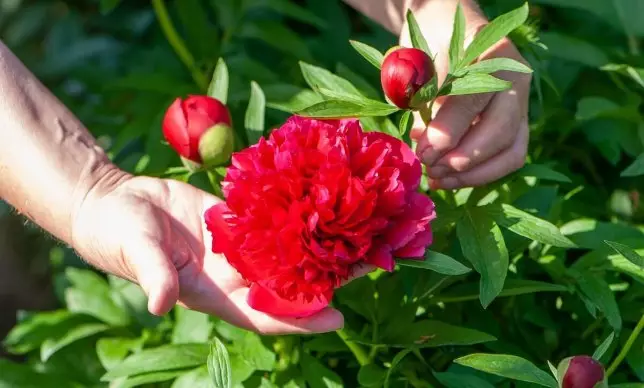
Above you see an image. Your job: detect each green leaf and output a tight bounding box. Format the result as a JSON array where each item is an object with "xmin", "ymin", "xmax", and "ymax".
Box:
[
  {"xmin": 357, "ymin": 364, "xmax": 387, "ymax": 387},
  {"xmin": 621, "ymin": 153, "xmax": 644, "ymax": 177},
  {"xmin": 574, "ymin": 271, "xmax": 622, "ymax": 331},
  {"xmin": 65, "ymin": 288, "xmax": 130, "ymax": 327},
  {"xmin": 41, "ymin": 323, "xmax": 109, "ymax": 362},
  {"xmin": 455, "ymin": 58, "xmax": 533, "ymax": 76},
  {"xmin": 241, "ymin": 21, "xmax": 312, "ymax": 61},
  {"xmin": 100, "ymin": 0, "xmax": 122, "ymax": 14},
  {"xmin": 593, "ymin": 332, "xmax": 615, "ymax": 360},
  {"xmin": 459, "ymin": 3, "xmax": 529, "ymax": 67},
  {"xmin": 0, "ymin": 359, "xmax": 77, "ymax": 388},
  {"xmin": 398, "ymin": 110, "xmax": 413, "ymax": 137},
  {"xmin": 349, "ymin": 40, "xmax": 384, "ymax": 69},
  {"xmin": 384, "ymin": 348, "xmax": 413, "ymax": 388},
  {"xmin": 406, "ymin": 10, "xmax": 432, "ymax": 56},
  {"xmin": 300, "ymin": 353, "xmax": 343, "ymax": 388},
  {"xmin": 384, "ymin": 320, "xmax": 496, "ymax": 348},
  {"xmin": 486, "ymin": 203, "xmax": 576, "ymax": 248},
  {"xmin": 515, "ymin": 164, "xmax": 572, "ymax": 183},
  {"xmin": 296, "ymin": 99, "xmax": 399, "ymax": 118},
  {"xmin": 448, "ymin": 2, "xmax": 466, "ymax": 71},
  {"xmin": 457, "ymin": 207, "xmax": 509, "ymax": 308},
  {"xmin": 434, "ymin": 371, "xmax": 496, "ymax": 388},
  {"xmin": 299, "ymin": 62, "xmax": 362, "ymax": 95},
  {"xmin": 443, "ymin": 74, "xmax": 512, "ymax": 96},
  {"xmin": 96, "ymin": 337, "xmax": 143, "ymax": 371},
  {"xmin": 605, "ymin": 240, "xmax": 644, "ymax": 269},
  {"xmin": 234, "ymin": 333, "xmax": 275, "ymax": 371},
  {"xmin": 171, "ymin": 366, "xmax": 211, "ymax": 388},
  {"xmin": 101, "ymin": 344, "xmax": 209, "ymax": 381},
  {"xmin": 409, "ymin": 76, "xmax": 438, "ymax": 107},
  {"xmin": 172, "ymin": 306, "xmax": 213, "ymax": 344},
  {"xmin": 208, "ymin": 338, "xmax": 232, "ymax": 388},
  {"xmin": 208, "ymin": 58, "xmax": 229, "ymax": 104},
  {"xmin": 436, "ymin": 279, "xmax": 568, "ymax": 303},
  {"xmin": 116, "ymin": 370, "xmax": 186, "ymax": 388},
  {"xmin": 316, "ymin": 87, "xmax": 373, "ymax": 105},
  {"xmin": 454, "ymin": 353, "xmax": 558, "ymax": 388},
  {"xmin": 264, "ymin": 84, "xmax": 324, "ymax": 113},
  {"xmin": 245, "ymin": 81, "xmax": 266, "ymax": 145},
  {"xmin": 397, "ymin": 250, "xmax": 472, "ymax": 275},
  {"xmin": 2, "ymin": 310, "xmax": 82, "ymax": 354}
]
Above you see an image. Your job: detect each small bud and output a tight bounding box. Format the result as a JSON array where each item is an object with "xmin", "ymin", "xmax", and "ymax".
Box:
[
  {"xmin": 162, "ymin": 95, "xmax": 232, "ymax": 163},
  {"xmin": 380, "ymin": 47, "xmax": 435, "ymax": 109},
  {"xmin": 198, "ymin": 124, "xmax": 234, "ymax": 168},
  {"xmin": 557, "ymin": 355, "xmax": 608, "ymax": 388}
]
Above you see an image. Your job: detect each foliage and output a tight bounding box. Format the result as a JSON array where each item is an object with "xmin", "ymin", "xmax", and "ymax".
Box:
[{"xmin": 2, "ymin": 0, "xmax": 644, "ymax": 387}]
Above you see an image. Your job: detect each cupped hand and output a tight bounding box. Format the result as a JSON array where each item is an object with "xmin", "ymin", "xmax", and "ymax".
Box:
[
  {"xmin": 71, "ymin": 170, "xmax": 351, "ymax": 335},
  {"xmin": 404, "ymin": 27, "xmax": 531, "ymax": 190}
]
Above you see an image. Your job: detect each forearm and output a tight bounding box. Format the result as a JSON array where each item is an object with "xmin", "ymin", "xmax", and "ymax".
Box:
[{"xmin": 0, "ymin": 41, "xmax": 126, "ymax": 245}]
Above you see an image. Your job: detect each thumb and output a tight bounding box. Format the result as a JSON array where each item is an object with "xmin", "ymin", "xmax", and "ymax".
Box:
[{"xmin": 123, "ymin": 236, "xmax": 180, "ymax": 316}]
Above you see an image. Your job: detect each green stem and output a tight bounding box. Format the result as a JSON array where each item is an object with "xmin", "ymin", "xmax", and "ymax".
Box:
[
  {"xmin": 336, "ymin": 328, "xmax": 369, "ymax": 366},
  {"xmin": 606, "ymin": 314, "xmax": 644, "ymax": 377},
  {"xmin": 151, "ymin": 0, "xmax": 208, "ymax": 90},
  {"xmin": 206, "ymin": 170, "xmax": 224, "ymax": 199}
]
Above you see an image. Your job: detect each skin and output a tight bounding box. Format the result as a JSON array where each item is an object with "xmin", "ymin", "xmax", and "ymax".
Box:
[
  {"xmin": 343, "ymin": 0, "xmax": 531, "ymax": 189},
  {"xmin": 0, "ymin": 0, "xmax": 528, "ymax": 334}
]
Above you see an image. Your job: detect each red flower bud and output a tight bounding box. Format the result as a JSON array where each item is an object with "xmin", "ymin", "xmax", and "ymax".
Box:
[
  {"xmin": 162, "ymin": 95, "xmax": 232, "ymax": 163},
  {"xmin": 380, "ymin": 47, "xmax": 435, "ymax": 109},
  {"xmin": 558, "ymin": 356, "xmax": 607, "ymax": 388}
]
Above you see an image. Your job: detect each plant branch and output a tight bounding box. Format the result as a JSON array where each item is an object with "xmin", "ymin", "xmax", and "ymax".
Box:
[
  {"xmin": 151, "ymin": 0, "xmax": 208, "ymax": 90},
  {"xmin": 606, "ymin": 313, "xmax": 644, "ymax": 377},
  {"xmin": 336, "ymin": 327, "xmax": 369, "ymax": 366}
]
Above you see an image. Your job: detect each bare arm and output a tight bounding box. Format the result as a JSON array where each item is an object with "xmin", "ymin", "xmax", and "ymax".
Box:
[{"xmin": 0, "ymin": 41, "xmax": 127, "ymax": 246}]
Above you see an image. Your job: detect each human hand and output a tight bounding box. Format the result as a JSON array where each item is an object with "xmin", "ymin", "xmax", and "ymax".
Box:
[
  {"xmin": 402, "ymin": 11, "xmax": 531, "ymax": 190},
  {"xmin": 71, "ymin": 170, "xmax": 352, "ymax": 335}
]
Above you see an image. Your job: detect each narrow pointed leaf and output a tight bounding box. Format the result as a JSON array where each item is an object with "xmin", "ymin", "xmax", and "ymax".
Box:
[
  {"xmin": 449, "ymin": 2, "xmax": 466, "ymax": 70},
  {"xmin": 605, "ymin": 240, "xmax": 644, "ymax": 268},
  {"xmin": 455, "ymin": 58, "xmax": 533, "ymax": 76},
  {"xmin": 592, "ymin": 332, "xmax": 615, "ymax": 360},
  {"xmin": 454, "ymin": 353, "xmax": 558, "ymax": 388},
  {"xmin": 406, "ymin": 10, "xmax": 432, "ymax": 56},
  {"xmin": 443, "ymin": 74, "xmax": 511, "ymax": 96},
  {"xmin": 208, "ymin": 58, "xmax": 229, "ymax": 104},
  {"xmin": 397, "ymin": 250, "xmax": 471, "ymax": 275},
  {"xmin": 296, "ymin": 99, "xmax": 399, "ymax": 118},
  {"xmin": 245, "ymin": 81, "xmax": 266, "ymax": 145},
  {"xmin": 459, "ymin": 3, "xmax": 529, "ymax": 67},
  {"xmin": 398, "ymin": 110, "xmax": 413, "ymax": 137},
  {"xmin": 457, "ymin": 207, "xmax": 509, "ymax": 308},
  {"xmin": 349, "ymin": 40, "xmax": 384, "ymax": 69},
  {"xmin": 208, "ymin": 338, "xmax": 232, "ymax": 388}
]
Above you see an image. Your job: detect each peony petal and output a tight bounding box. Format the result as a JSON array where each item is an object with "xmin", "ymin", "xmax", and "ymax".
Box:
[
  {"xmin": 367, "ymin": 245, "xmax": 395, "ymax": 272},
  {"xmin": 203, "ymin": 203, "xmax": 235, "ymax": 254},
  {"xmin": 395, "ymin": 227, "xmax": 433, "ymax": 258},
  {"xmin": 248, "ymin": 282, "xmax": 332, "ymax": 318}
]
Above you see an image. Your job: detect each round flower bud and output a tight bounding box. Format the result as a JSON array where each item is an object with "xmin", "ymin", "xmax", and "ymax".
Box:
[
  {"xmin": 380, "ymin": 47, "xmax": 435, "ymax": 109},
  {"xmin": 162, "ymin": 95, "xmax": 232, "ymax": 163},
  {"xmin": 558, "ymin": 355, "xmax": 608, "ymax": 388},
  {"xmin": 198, "ymin": 123, "xmax": 234, "ymax": 168}
]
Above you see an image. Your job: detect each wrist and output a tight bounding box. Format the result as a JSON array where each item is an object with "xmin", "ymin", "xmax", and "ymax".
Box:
[{"xmin": 70, "ymin": 161, "xmax": 133, "ymax": 268}]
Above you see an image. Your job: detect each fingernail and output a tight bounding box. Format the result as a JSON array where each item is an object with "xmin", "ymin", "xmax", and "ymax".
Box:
[
  {"xmin": 428, "ymin": 165, "xmax": 449, "ymax": 178},
  {"xmin": 410, "ymin": 127, "xmax": 424, "ymax": 140},
  {"xmin": 429, "ymin": 179, "xmax": 441, "ymax": 190},
  {"xmin": 439, "ymin": 177, "xmax": 459, "ymax": 190},
  {"xmin": 421, "ymin": 148, "xmax": 439, "ymax": 166}
]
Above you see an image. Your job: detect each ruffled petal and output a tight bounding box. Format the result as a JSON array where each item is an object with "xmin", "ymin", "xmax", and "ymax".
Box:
[{"xmin": 248, "ymin": 282, "xmax": 332, "ymax": 318}]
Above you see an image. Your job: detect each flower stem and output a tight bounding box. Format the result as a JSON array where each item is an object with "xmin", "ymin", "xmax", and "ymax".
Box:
[
  {"xmin": 151, "ymin": 0, "xmax": 208, "ymax": 91},
  {"xmin": 336, "ymin": 328, "xmax": 369, "ymax": 366},
  {"xmin": 606, "ymin": 313, "xmax": 644, "ymax": 377}
]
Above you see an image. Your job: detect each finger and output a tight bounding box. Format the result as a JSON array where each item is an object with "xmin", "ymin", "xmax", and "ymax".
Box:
[
  {"xmin": 124, "ymin": 235, "xmax": 180, "ymax": 316},
  {"xmin": 434, "ymin": 121, "xmax": 529, "ymax": 189},
  {"xmin": 415, "ymin": 92, "xmax": 494, "ymax": 167},
  {"xmin": 428, "ymin": 92, "xmax": 525, "ymax": 178},
  {"xmin": 228, "ymin": 288, "xmax": 344, "ymax": 335}
]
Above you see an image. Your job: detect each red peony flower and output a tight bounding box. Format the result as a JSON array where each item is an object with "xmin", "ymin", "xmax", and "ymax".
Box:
[
  {"xmin": 380, "ymin": 47, "xmax": 435, "ymax": 109},
  {"xmin": 204, "ymin": 116, "xmax": 435, "ymax": 317},
  {"xmin": 559, "ymin": 356, "xmax": 607, "ymax": 388}
]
